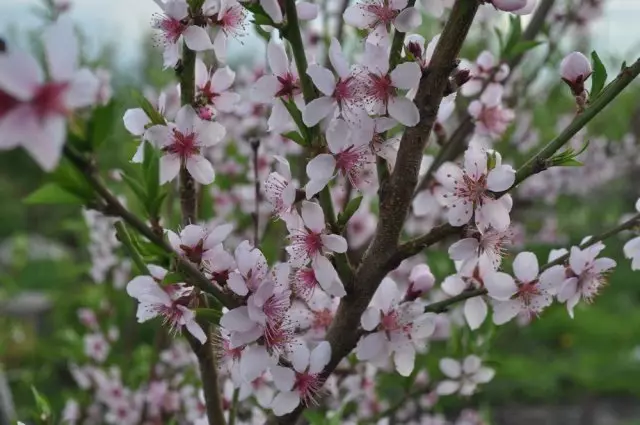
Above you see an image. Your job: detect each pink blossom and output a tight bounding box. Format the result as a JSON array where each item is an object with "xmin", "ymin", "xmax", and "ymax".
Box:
[
  {"xmin": 166, "ymin": 223, "xmax": 233, "ymax": 265},
  {"xmin": 557, "ymin": 242, "xmax": 616, "ymax": 318},
  {"xmin": 264, "ymin": 155, "xmax": 296, "ymax": 219},
  {"xmin": 84, "ymin": 333, "xmax": 110, "ymax": 363},
  {"xmin": 206, "ymin": 0, "xmax": 247, "ymax": 63},
  {"xmin": 404, "ymin": 33, "xmax": 440, "ymax": 70},
  {"xmin": 624, "ymin": 200, "xmax": 640, "ymax": 270},
  {"xmin": 361, "ymin": 42, "xmax": 421, "ymax": 126},
  {"xmin": 285, "ymin": 202, "xmax": 348, "ymax": 297},
  {"xmin": 356, "ymin": 278, "xmax": 436, "ymax": 376},
  {"xmin": 436, "ymin": 356, "xmax": 495, "ymax": 396},
  {"xmin": 437, "ymin": 146, "xmax": 515, "ymax": 231},
  {"xmin": 227, "ymin": 240, "xmax": 269, "ymax": 296},
  {"xmin": 126, "ymin": 275, "xmax": 207, "ymax": 344},
  {"xmin": 468, "ymin": 84, "xmax": 514, "ymax": 139},
  {"xmin": 448, "ymin": 226, "xmax": 512, "ymax": 269},
  {"xmin": 247, "ymin": 263, "xmax": 292, "ymax": 327},
  {"xmin": 303, "ymin": 38, "xmax": 367, "ymax": 127},
  {"xmin": 484, "ymin": 252, "xmax": 565, "ymax": 324},
  {"xmin": 305, "ymin": 119, "xmax": 372, "ymax": 198},
  {"xmin": 460, "ymin": 51, "xmax": 509, "ymax": 97},
  {"xmin": 491, "ymin": 0, "xmax": 536, "ymax": 14},
  {"xmin": 0, "ymin": 16, "xmax": 99, "ymax": 170},
  {"xmin": 344, "ymin": 0, "xmax": 422, "ymax": 46},
  {"xmin": 195, "ymin": 59, "xmax": 240, "ymax": 114},
  {"xmin": 406, "ymin": 264, "xmax": 435, "ymax": 300},
  {"xmin": 259, "ymin": 0, "xmax": 318, "ymax": 24},
  {"xmin": 271, "ymin": 341, "xmax": 331, "ymax": 415},
  {"xmin": 145, "ymin": 105, "xmax": 226, "ymax": 184},
  {"xmin": 152, "ymin": 0, "xmax": 214, "ymax": 68}
]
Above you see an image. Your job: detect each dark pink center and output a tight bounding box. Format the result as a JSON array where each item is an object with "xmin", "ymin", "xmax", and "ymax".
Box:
[
  {"xmin": 294, "ymin": 371, "xmax": 320, "ymax": 403},
  {"xmin": 33, "ymin": 82, "xmax": 68, "ymax": 119},
  {"xmin": 164, "ymin": 129, "xmax": 199, "ymax": 159},
  {"xmin": 275, "ymin": 73, "xmax": 301, "ymax": 99},
  {"xmin": 363, "ymin": 3, "xmax": 399, "ymax": 27},
  {"xmin": 367, "ymin": 73, "xmax": 394, "ymax": 104},
  {"xmin": 0, "ymin": 90, "xmax": 19, "ymax": 118},
  {"xmin": 159, "ymin": 16, "xmax": 185, "ymax": 44},
  {"xmin": 303, "ymin": 231, "xmax": 324, "ymax": 256}
]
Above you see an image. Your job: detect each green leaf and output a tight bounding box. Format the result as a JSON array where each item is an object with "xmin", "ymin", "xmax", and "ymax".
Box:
[
  {"xmin": 303, "ymin": 410, "xmax": 328, "ymax": 425},
  {"xmin": 337, "ymin": 196, "xmax": 363, "ymax": 227},
  {"xmin": 142, "ymin": 141, "xmax": 160, "ymax": 203},
  {"xmin": 196, "ymin": 308, "xmax": 222, "ymax": 325},
  {"xmin": 24, "ymin": 183, "xmax": 85, "ymax": 205},
  {"xmin": 149, "ymin": 191, "xmax": 169, "ymax": 219},
  {"xmin": 187, "ymin": 0, "xmax": 205, "ymax": 10},
  {"xmin": 31, "ymin": 386, "xmax": 52, "ymax": 419},
  {"xmin": 52, "ymin": 159, "xmax": 96, "ymax": 200},
  {"xmin": 509, "ymin": 40, "xmax": 543, "ymax": 58},
  {"xmin": 132, "ymin": 90, "xmax": 166, "ymax": 126},
  {"xmin": 114, "ymin": 222, "xmax": 150, "ymax": 275},
  {"xmin": 494, "ymin": 28, "xmax": 505, "ymax": 55},
  {"xmin": 282, "ymin": 99, "xmax": 311, "ymax": 145},
  {"xmin": 589, "ymin": 51, "xmax": 607, "ymax": 101},
  {"xmin": 281, "ymin": 131, "xmax": 307, "ymax": 146},
  {"xmin": 503, "ymin": 15, "xmax": 522, "ymax": 58},
  {"xmin": 163, "ymin": 272, "xmax": 186, "ymax": 285},
  {"xmin": 121, "ymin": 172, "xmax": 148, "ymax": 204},
  {"xmin": 88, "ymin": 101, "xmax": 116, "ymax": 149}
]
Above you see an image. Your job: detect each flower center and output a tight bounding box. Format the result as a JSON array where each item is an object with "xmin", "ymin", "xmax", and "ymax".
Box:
[
  {"xmin": 312, "ymin": 309, "xmax": 334, "ymax": 329},
  {"xmin": 164, "ymin": 129, "xmax": 199, "ymax": 159},
  {"xmin": 0, "ymin": 90, "xmax": 19, "ymax": 118},
  {"xmin": 275, "ymin": 73, "xmax": 301, "ymax": 99},
  {"xmin": 363, "ymin": 2, "xmax": 399, "ymax": 27},
  {"xmin": 294, "ymin": 371, "xmax": 320, "ymax": 404},
  {"xmin": 366, "ymin": 73, "xmax": 394, "ymax": 104},
  {"xmin": 455, "ymin": 173, "xmax": 488, "ymax": 205},
  {"xmin": 154, "ymin": 14, "xmax": 186, "ymax": 44},
  {"xmin": 180, "ymin": 239, "xmax": 205, "ymax": 263},
  {"xmin": 33, "ymin": 82, "xmax": 68, "ymax": 119},
  {"xmin": 303, "ymin": 231, "xmax": 324, "ymax": 257}
]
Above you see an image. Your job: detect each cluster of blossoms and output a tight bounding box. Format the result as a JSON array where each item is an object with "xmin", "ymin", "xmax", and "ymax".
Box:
[{"xmin": 8, "ymin": 0, "xmax": 640, "ymax": 424}]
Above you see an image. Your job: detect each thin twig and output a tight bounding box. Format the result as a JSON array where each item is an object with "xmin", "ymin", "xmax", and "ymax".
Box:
[{"xmin": 251, "ymin": 138, "xmax": 261, "ymax": 247}]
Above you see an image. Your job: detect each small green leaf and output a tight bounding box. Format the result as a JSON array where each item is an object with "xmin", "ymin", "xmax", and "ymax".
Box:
[
  {"xmin": 337, "ymin": 196, "xmax": 363, "ymax": 227},
  {"xmin": 114, "ymin": 222, "xmax": 150, "ymax": 275},
  {"xmin": 31, "ymin": 386, "xmax": 51, "ymax": 419},
  {"xmin": 494, "ymin": 28, "xmax": 505, "ymax": 55},
  {"xmin": 509, "ymin": 40, "xmax": 543, "ymax": 58},
  {"xmin": 187, "ymin": 0, "xmax": 205, "ymax": 10},
  {"xmin": 163, "ymin": 272, "xmax": 186, "ymax": 285},
  {"xmin": 282, "ymin": 99, "xmax": 311, "ymax": 144},
  {"xmin": 132, "ymin": 90, "xmax": 166, "ymax": 125},
  {"xmin": 121, "ymin": 172, "xmax": 148, "ymax": 203},
  {"xmin": 88, "ymin": 101, "xmax": 116, "ymax": 149},
  {"xmin": 52, "ymin": 159, "xmax": 96, "ymax": 200},
  {"xmin": 196, "ymin": 308, "xmax": 222, "ymax": 324},
  {"xmin": 503, "ymin": 15, "xmax": 522, "ymax": 58},
  {"xmin": 143, "ymin": 141, "xmax": 160, "ymax": 202},
  {"xmin": 24, "ymin": 183, "xmax": 85, "ymax": 205},
  {"xmin": 303, "ymin": 410, "xmax": 328, "ymax": 425},
  {"xmin": 590, "ymin": 51, "xmax": 607, "ymax": 100},
  {"xmin": 281, "ymin": 131, "xmax": 307, "ymax": 146}
]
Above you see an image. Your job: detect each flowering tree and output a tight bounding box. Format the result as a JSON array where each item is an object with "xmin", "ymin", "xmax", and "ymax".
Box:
[{"xmin": 3, "ymin": 0, "xmax": 640, "ymax": 424}]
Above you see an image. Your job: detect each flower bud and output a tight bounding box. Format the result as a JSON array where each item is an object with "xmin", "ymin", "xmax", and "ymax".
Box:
[
  {"xmin": 406, "ymin": 264, "xmax": 435, "ymax": 300},
  {"xmin": 560, "ymin": 51, "xmax": 592, "ymax": 96},
  {"xmin": 491, "ymin": 0, "xmax": 527, "ymax": 12}
]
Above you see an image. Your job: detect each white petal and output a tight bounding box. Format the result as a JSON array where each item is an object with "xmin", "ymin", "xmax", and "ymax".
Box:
[
  {"xmin": 270, "ymin": 366, "xmax": 295, "ymax": 392},
  {"xmin": 186, "ymin": 156, "xmax": 215, "ymax": 185},
  {"xmin": 185, "ymin": 319, "xmax": 207, "ymax": 344},
  {"xmin": 197, "ymin": 120, "xmax": 226, "ymax": 146},
  {"xmin": 388, "ymin": 96, "xmax": 419, "ymax": 127},
  {"xmin": 329, "ymin": 38, "xmax": 350, "ymax": 79},
  {"xmin": 484, "ymin": 271, "xmax": 518, "ymax": 301},
  {"xmin": 393, "ymin": 7, "xmax": 422, "ymax": 32},
  {"xmin": 593, "ymin": 257, "xmax": 616, "ymax": 273},
  {"xmin": 211, "ymin": 66, "xmax": 235, "ymax": 92},
  {"xmin": 175, "ymin": 105, "xmax": 198, "ymax": 134},
  {"xmin": 307, "ymin": 65, "xmax": 336, "ymax": 96},
  {"xmin": 44, "ymin": 16, "xmax": 78, "ymax": 82},
  {"xmin": 474, "ymin": 367, "xmax": 495, "ymax": 384},
  {"xmin": 441, "ymin": 275, "xmax": 466, "ymax": 296},
  {"xmin": 290, "ymin": 343, "xmax": 310, "ymax": 373},
  {"xmin": 301, "ymin": 200, "xmax": 326, "ymax": 233},
  {"xmin": 321, "ymin": 234, "xmax": 347, "ymax": 253},
  {"xmin": 252, "ymin": 75, "xmax": 280, "ymax": 103},
  {"xmin": 302, "ymin": 97, "xmax": 337, "ymax": 127},
  {"xmin": 371, "ymin": 277, "xmax": 400, "ymax": 313},
  {"xmin": 268, "ymin": 38, "xmax": 289, "ymax": 76},
  {"xmin": 261, "ymin": 0, "xmax": 283, "ymax": 23},
  {"xmin": 478, "ymin": 199, "xmax": 510, "ymax": 231},
  {"xmin": 123, "ymin": 108, "xmax": 150, "ymax": 136},
  {"xmin": 312, "ymin": 256, "xmax": 339, "ymax": 292},
  {"xmin": 487, "ymin": 165, "xmax": 516, "ymax": 192},
  {"xmin": 65, "ymin": 69, "xmax": 99, "ymax": 109},
  {"xmin": 220, "ymin": 306, "xmax": 255, "ymax": 332},
  {"xmin": 464, "ymin": 297, "xmax": 487, "ymax": 330},
  {"xmin": 296, "ymin": 2, "xmax": 318, "ymax": 20},
  {"xmin": 326, "ymin": 118, "xmax": 350, "ymax": 153},
  {"xmin": 309, "ymin": 341, "xmax": 331, "ymax": 373},
  {"xmin": 356, "ymin": 332, "xmax": 386, "ymax": 361},
  {"xmin": 240, "ymin": 345, "xmax": 271, "ymax": 382},
  {"xmin": 145, "ymin": 124, "xmax": 173, "ymax": 147},
  {"xmin": 557, "ymin": 278, "xmax": 578, "ymax": 303},
  {"xmin": 394, "ymin": 345, "xmax": 415, "ymax": 377},
  {"xmin": 493, "ymin": 299, "xmax": 521, "ymax": 325},
  {"xmin": 271, "ymin": 391, "xmax": 300, "ymax": 416},
  {"xmin": 343, "ymin": 5, "xmax": 373, "ymax": 29},
  {"xmin": 390, "ymin": 62, "xmax": 421, "ymax": 90},
  {"xmin": 0, "ymin": 51, "xmax": 42, "ymax": 100},
  {"xmin": 439, "ymin": 358, "xmax": 462, "ymax": 378},
  {"xmin": 159, "ymin": 155, "xmax": 181, "ymax": 184},
  {"xmin": 22, "ymin": 115, "xmax": 66, "ymax": 171},
  {"xmin": 227, "ymin": 272, "xmax": 249, "ymax": 296},
  {"xmin": 513, "ymin": 252, "xmax": 539, "ymax": 283},
  {"xmin": 361, "ymin": 307, "xmax": 381, "ymax": 331},
  {"xmin": 183, "ymin": 26, "xmax": 214, "ymax": 51},
  {"xmin": 436, "ymin": 380, "xmax": 460, "ymax": 395},
  {"xmin": 448, "ymin": 238, "xmax": 479, "ymax": 261}
]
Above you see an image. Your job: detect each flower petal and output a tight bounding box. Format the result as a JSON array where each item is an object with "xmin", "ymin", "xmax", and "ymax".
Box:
[
  {"xmin": 44, "ymin": 16, "xmax": 78, "ymax": 82},
  {"xmin": 513, "ymin": 251, "xmax": 539, "ymax": 283},
  {"xmin": 302, "ymin": 96, "xmax": 336, "ymax": 127},
  {"xmin": 183, "ymin": 26, "xmax": 214, "ymax": 51},
  {"xmin": 464, "ymin": 297, "xmax": 487, "ymax": 330},
  {"xmin": 388, "ymin": 96, "xmax": 419, "ymax": 127},
  {"xmin": 484, "ymin": 271, "xmax": 518, "ymax": 301}
]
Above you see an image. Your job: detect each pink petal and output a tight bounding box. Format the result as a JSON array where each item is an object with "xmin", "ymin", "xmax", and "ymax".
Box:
[
  {"xmin": 44, "ymin": 16, "xmax": 78, "ymax": 82},
  {"xmin": 270, "ymin": 366, "xmax": 296, "ymax": 392},
  {"xmin": 393, "ymin": 7, "xmax": 422, "ymax": 32},
  {"xmin": 0, "ymin": 51, "xmax": 42, "ymax": 100},
  {"xmin": 361, "ymin": 307, "xmax": 381, "ymax": 331},
  {"xmin": 211, "ymin": 66, "xmax": 236, "ymax": 92},
  {"xmin": 307, "ymin": 64, "xmax": 336, "ymax": 96},
  {"xmin": 22, "ymin": 115, "xmax": 66, "ymax": 171},
  {"xmin": 441, "ymin": 275, "xmax": 466, "ymax": 296},
  {"xmin": 268, "ymin": 38, "xmax": 289, "ymax": 76},
  {"xmin": 436, "ymin": 380, "xmax": 460, "ymax": 395},
  {"xmin": 388, "ymin": 96, "xmax": 419, "ymax": 127},
  {"xmin": 290, "ymin": 344, "xmax": 310, "ymax": 373},
  {"xmin": 493, "ymin": 299, "xmax": 521, "ymax": 325},
  {"xmin": 487, "ymin": 164, "xmax": 515, "ymax": 192},
  {"xmin": 220, "ymin": 306, "xmax": 255, "ymax": 332},
  {"xmin": 439, "ymin": 358, "xmax": 462, "ymax": 378},
  {"xmin": 356, "ymin": 332, "xmax": 386, "ymax": 361},
  {"xmin": 123, "ymin": 108, "xmax": 150, "ymax": 136},
  {"xmin": 329, "ymin": 38, "xmax": 350, "ymax": 79},
  {"xmin": 321, "ymin": 234, "xmax": 348, "ymax": 253},
  {"xmin": 513, "ymin": 251, "xmax": 539, "ymax": 283},
  {"xmin": 302, "ymin": 96, "xmax": 336, "ymax": 127},
  {"xmin": 196, "ymin": 121, "xmax": 226, "ymax": 146},
  {"xmin": 159, "ymin": 154, "xmax": 181, "ymax": 184},
  {"xmin": 309, "ymin": 341, "xmax": 331, "ymax": 373},
  {"xmin": 301, "ymin": 201, "xmax": 325, "ymax": 233},
  {"xmin": 484, "ymin": 271, "xmax": 518, "ymax": 300},
  {"xmin": 296, "ymin": 2, "xmax": 319, "ymax": 20},
  {"xmin": 183, "ymin": 26, "xmax": 214, "ymax": 51},
  {"xmin": 185, "ymin": 319, "xmax": 207, "ymax": 344},
  {"xmin": 448, "ymin": 238, "xmax": 479, "ymax": 261},
  {"xmin": 390, "ymin": 62, "xmax": 421, "ymax": 90},
  {"xmin": 271, "ymin": 391, "xmax": 300, "ymax": 416},
  {"xmin": 464, "ymin": 297, "xmax": 487, "ymax": 330},
  {"xmin": 394, "ymin": 345, "xmax": 415, "ymax": 377},
  {"xmin": 65, "ymin": 68, "xmax": 99, "ymax": 109},
  {"xmin": 261, "ymin": 0, "xmax": 283, "ymax": 23}
]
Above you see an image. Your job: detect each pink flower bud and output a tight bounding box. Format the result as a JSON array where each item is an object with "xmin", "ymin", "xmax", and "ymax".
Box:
[
  {"xmin": 491, "ymin": 0, "xmax": 527, "ymax": 12},
  {"xmin": 406, "ymin": 264, "xmax": 435, "ymax": 300},
  {"xmin": 560, "ymin": 51, "xmax": 592, "ymax": 95}
]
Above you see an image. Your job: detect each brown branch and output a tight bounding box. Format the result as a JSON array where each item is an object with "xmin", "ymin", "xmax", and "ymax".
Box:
[{"xmin": 269, "ymin": 1, "xmax": 479, "ymax": 423}]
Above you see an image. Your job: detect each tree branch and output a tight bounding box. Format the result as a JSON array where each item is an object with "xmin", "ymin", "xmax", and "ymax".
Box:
[
  {"xmin": 270, "ymin": 1, "xmax": 480, "ymax": 423},
  {"xmin": 178, "ymin": 42, "xmax": 198, "ymax": 225},
  {"xmin": 284, "ymin": 0, "xmax": 316, "ymax": 103}
]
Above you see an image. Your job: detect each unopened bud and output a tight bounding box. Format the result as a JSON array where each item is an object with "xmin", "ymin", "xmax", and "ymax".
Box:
[
  {"xmin": 490, "ymin": 0, "xmax": 527, "ymax": 11},
  {"xmin": 406, "ymin": 264, "xmax": 435, "ymax": 300},
  {"xmin": 560, "ymin": 52, "xmax": 592, "ymax": 96},
  {"xmin": 453, "ymin": 68, "xmax": 471, "ymax": 88},
  {"xmin": 406, "ymin": 41, "xmax": 423, "ymax": 61}
]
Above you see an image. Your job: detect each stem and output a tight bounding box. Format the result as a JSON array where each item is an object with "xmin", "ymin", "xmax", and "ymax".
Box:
[
  {"xmin": 251, "ymin": 139, "xmax": 261, "ymax": 247},
  {"xmin": 508, "ymin": 58, "xmax": 640, "ymax": 189},
  {"xmin": 179, "ymin": 42, "xmax": 198, "ymax": 225},
  {"xmin": 62, "ymin": 147, "xmax": 238, "ymax": 308},
  {"xmin": 228, "ymin": 388, "xmax": 240, "ymax": 425},
  {"xmin": 114, "ymin": 222, "xmax": 150, "ymax": 275},
  {"xmin": 284, "ymin": 0, "xmax": 316, "ymax": 103}
]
